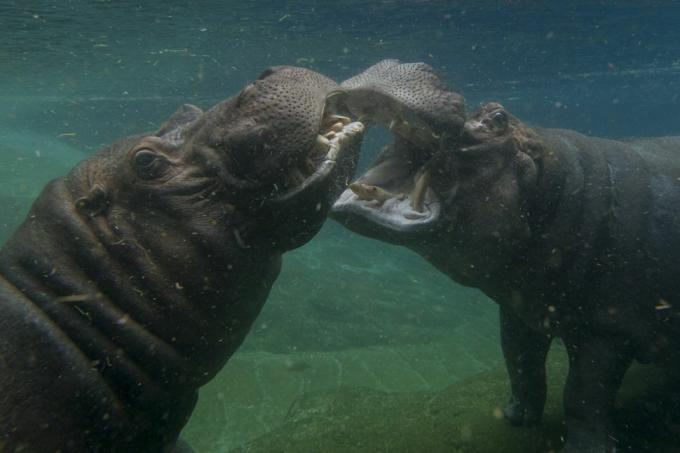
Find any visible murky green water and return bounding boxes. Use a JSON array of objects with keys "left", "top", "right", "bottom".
[{"left": 3, "top": 1, "right": 680, "bottom": 451}]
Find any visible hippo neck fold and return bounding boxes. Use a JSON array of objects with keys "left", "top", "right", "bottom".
[
  {"left": 526, "top": 129, "right": 614, "bottom": 270},
  {"left": 0, "top": 176, "right": 280, "bottom": 396}
]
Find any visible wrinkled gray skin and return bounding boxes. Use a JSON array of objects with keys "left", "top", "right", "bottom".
[
  {"left": 332, "top": 60, "right": 680, "bottom": 452},
  {"left": 0, "top": 66, "right": 364, "bottom": 452},
  {"left": 341, "top": 59, "right": 465, "bottom": 148}
]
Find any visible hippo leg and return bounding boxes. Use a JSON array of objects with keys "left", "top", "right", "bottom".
[
  {"left": 561, "top": 336, "right": 632, "bottom": 453},
  {"left": 500, "top": 307, "right": 551, "bottom": 426}
]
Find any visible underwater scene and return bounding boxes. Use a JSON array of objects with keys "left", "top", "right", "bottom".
[{"left": 3, "top": 1, "right": 680, "bottom": 452}]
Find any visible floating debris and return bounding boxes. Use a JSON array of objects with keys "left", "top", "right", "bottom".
[
  {"left": 656, "top": 298, "right": 672, "bottom": 310},
  {"left": 55, "top": 294, "right": 92, "bottom": 303}
]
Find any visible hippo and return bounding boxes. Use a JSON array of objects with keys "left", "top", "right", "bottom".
[
  {"left": 0, "top": 66, "right": 364, "bottom": 452},
  {"left": 332, "top": 60, "right": 680, "bottom": 452}
]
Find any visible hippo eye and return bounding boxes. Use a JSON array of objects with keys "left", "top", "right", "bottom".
[
  {"left": 486, "top": 110, "right": 508, "bottom": 131},
  {"left": 133, "top": 149, "right": 167, "bottom": 179},
  {"left": 134, "top": 150, "right": 157, "bottom": 167}
]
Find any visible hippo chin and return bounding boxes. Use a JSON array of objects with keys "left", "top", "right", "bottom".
[
  {"left": 332, "top": 60, "right": 680, "bottom": 452},
  {"left": 0, "top": 66, "right": 364, "bottom": 452}
]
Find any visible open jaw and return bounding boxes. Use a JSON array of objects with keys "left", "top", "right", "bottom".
[
  {"left": 329, "top": 59, "right": 469, "bottom": 237},
  {"left": 275, "top": 112, "right": 365, "bottom": 203},
  {"left": 331, "top": 142, "right": 442, "bottom": 235},
  {"left": 261, "top": 101, "right": 366, "bottom": 252}
]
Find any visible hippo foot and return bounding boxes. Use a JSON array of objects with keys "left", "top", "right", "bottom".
[{"left": 502, "top": 395, "right": 542, "bottom": 426}]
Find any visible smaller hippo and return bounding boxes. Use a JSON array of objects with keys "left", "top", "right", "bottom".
[
  {"left": 0, "top": 66, "right": 364, "bottom": 452},
  {"left": 332, "top": 60, "right": 680, "bottom": 452}
]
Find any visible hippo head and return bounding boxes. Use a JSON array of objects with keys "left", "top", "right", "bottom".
[
  {"left": 70, "top": 66, "right": 363, "bottom": 255},
  {"left": 425, "top": 102, "right": 541, "bottom": 269},
  {"left": 332, "top": 61, "right": 540, "bottom": 280},
  {"left": 1, "top": 66, "right": 363, "bottom": 392},
  {"left": 331, "top": 60, "right": 465, "bottom": 237}
]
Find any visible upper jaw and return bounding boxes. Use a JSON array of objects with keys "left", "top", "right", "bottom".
[
  {"left": 261, "top": 109, "right": 366, "bottom": 252},
  {"left": 340, "top": 59, "right": 466, "bottom": 147}
]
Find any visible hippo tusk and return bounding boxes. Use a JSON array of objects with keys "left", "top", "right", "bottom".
[
  {"left": 313, "top": 134, "right": 331, "bottom": 156},
  {"left": 330, "top": 122, "right": 345, "bottom": 132},
  {"left": 410, "top": 169, "right": 431, "bottom": 212},
  {"left": 324, "top": 114, "right": 351, "bottom": 127},
  {"left": 289, "top": 167, "right": 306, "bottom": 187}
]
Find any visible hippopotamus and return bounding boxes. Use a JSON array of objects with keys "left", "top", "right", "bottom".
[
  {"left": 332, "top": 60, "right": 680, "bottom": 452},
  {"left": 0, "top": 66, "right": 364, "bottom": 452}
]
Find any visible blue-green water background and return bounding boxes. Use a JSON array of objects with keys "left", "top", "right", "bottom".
[{"left": 2, "top": 1, "right": 680, "bottom": 451}]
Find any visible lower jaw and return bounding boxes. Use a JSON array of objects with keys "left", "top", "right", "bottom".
[
  {"left": 331, "top": 186, "right": 441, "bottom": 239},
  {"left": 331, "top": 154, "right": 442, "bottom": 235}
]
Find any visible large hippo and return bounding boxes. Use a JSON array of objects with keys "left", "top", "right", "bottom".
[
  {"left": 0, "top": 66, "right": 364, "bottom": 452},
  {"left": 332, "top": 60, "right": 680, "bottom": 452}
]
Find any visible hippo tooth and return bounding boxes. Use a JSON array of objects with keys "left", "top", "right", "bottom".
[
  {"left": 388, "top": 118, "right": 412, "bottom": 137},
  {"left": 330, "top": 122, "right": 345, "bottom": 133},
  {"left": 336, "top": 132, "right": 349, "bottom": 146},
  {"left": 324, "top": 130, "right": 336, "bottom": 139},
  {"left": 314, "top": 134, "right": 331, "bottom": 155},
  {"left": 324, "top": 114, "right": 351, "bottom": 128},
  {"left": 290, "top": 167, "right": 306, "bottom": 186},
  {"left": 304, "top": 158, "right": 316, "bottom": 174},
  {"left": 410, "top": 169, "right": 431, "bottom": 213}
]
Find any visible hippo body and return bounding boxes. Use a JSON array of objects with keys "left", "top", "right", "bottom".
[
  {"left": 332, "top": 60, "right": 680, "bottom": 452},
  {"left": 421, "top": 128, "right": 680, "bottom": 451},
  {"left": 422, "top": 126, "right": 680, "bottom": 355},
  {"left": 0, "top": 66, "right": 364, "bottom": 451}
]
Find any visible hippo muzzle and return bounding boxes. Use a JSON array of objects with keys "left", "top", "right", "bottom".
[
  {"left": 331, "top": 59, "right": 465, "bottom": 241},
  {"left": 176, "top": 65, "right": 365, "bottom": 251}
]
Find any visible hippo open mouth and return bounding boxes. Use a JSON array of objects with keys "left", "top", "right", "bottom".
[
  {"left": 330, "top": 59, "right": 466, "bottom": 237},
  {"left": 332, "top": 137, "right": 442, "bottom": 233},
  {"left": 274, "top": 111, "right": 365, "bottom": 203},
  {"left": 167, "top": 66, "right": 366, "bottom": 251}
]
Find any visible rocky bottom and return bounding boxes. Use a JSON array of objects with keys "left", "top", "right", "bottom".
[
  {"left": 228, "top": 349, "right": 680, "bottom": 453},
  {"left": 181, "top": 222, "right": 680, "bottom": 452}
]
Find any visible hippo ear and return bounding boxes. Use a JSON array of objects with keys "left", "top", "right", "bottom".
[{"left": 156, "top": 104, "right": 204, "bottom": 136}]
